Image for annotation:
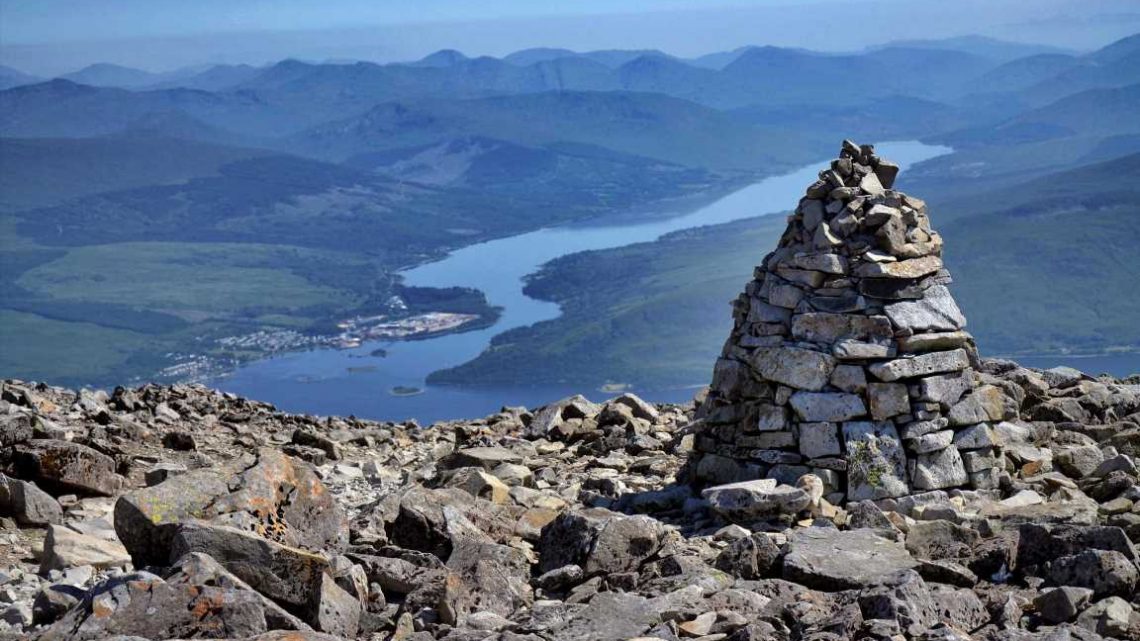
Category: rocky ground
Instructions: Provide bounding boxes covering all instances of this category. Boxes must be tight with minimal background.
[1,361,1139,641]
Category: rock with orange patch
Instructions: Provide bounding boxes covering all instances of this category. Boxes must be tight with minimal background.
[170,522,331,613]
[114,448,348,567]
[37,554,283,641]
[11,439,125,497]
[113,468,232,566]
[206,448,349,553]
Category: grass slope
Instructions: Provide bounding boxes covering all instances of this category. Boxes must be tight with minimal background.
[0,136,274,211]
[431,154,1140,388]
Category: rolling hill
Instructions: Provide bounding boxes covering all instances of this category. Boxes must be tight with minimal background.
[430,152,1140,389]
[287,90,830,170]
[0,136,275,211]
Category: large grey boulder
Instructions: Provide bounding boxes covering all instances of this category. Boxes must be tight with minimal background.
[39,524,131,573]
[0,473,62,526]
[715,532,783,579]
[1047,549,1139,599]
[37,553,310,641]
[549,592,661,641]
[537,508,665,575]
[388,486,514,560]
[702,479,810,521]
[858,570,940,636]
[1035,587,1094,624]
[169,522,332,611]
[114,449,348,566]
[782,528,918,590]
[11,439,125,496]
[446,540,533,623]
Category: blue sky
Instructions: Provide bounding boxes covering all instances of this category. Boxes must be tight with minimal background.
[1,1,817,41]
[2,0,1137,75]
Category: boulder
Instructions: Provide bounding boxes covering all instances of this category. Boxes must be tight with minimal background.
[550,591,661,641]
[441,446,524,471]
[702,479,810,521]
[39,524,131,573]
[446,467,510,504]
[388,486,513,560]
[11,439,124,496]
[858,570,940,636]
[38,552,311,641]
[446,540,533,622]
[1075,596,1133,638]
[169,522,331,611]
[715,533,782,579]
[1047,549,1138,599]
[537,508,665,575]
[1035,587,1094,624]
[783,528,918,590]
[114,449,348,566]
[0,474,62,526]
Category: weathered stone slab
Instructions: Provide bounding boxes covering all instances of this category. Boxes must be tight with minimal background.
[750,346,836,391]
[855,256,942,279]
[897,330,971,353]
[830,364,867,393]
[702,480,810,521]
[791,313,891,344]
[749,299,792,323]
[783,528,917,590]
[833,339,895,359]
[912,446,968,490]
[868,349,969,382]
[798,422,841,459]
[867,382,910,420]
[789,392,866,422]
[756,404,789,431]
[842,421,910,500]
[947,385,1014,426]
[884,285,966,332]
[788,253,847,274]
[916,371,972,407]
[40,524,131,573]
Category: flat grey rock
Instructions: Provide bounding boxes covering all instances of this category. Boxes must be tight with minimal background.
[783,528,917,590]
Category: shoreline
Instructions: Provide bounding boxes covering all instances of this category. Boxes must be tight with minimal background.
[177,176,758,388]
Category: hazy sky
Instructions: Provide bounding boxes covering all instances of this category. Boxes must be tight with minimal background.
[2,0,1138,75]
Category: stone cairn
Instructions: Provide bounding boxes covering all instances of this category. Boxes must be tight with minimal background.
[695,140,1015,504]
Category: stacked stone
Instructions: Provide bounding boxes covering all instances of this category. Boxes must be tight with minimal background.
[695,140,1016,504]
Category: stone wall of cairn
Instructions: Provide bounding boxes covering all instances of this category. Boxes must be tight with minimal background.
[694,140,1018,504]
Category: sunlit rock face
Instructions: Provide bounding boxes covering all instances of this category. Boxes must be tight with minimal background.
[694,140,1013,503]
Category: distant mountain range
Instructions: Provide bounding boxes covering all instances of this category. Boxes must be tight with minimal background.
[1,32,1138,387]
